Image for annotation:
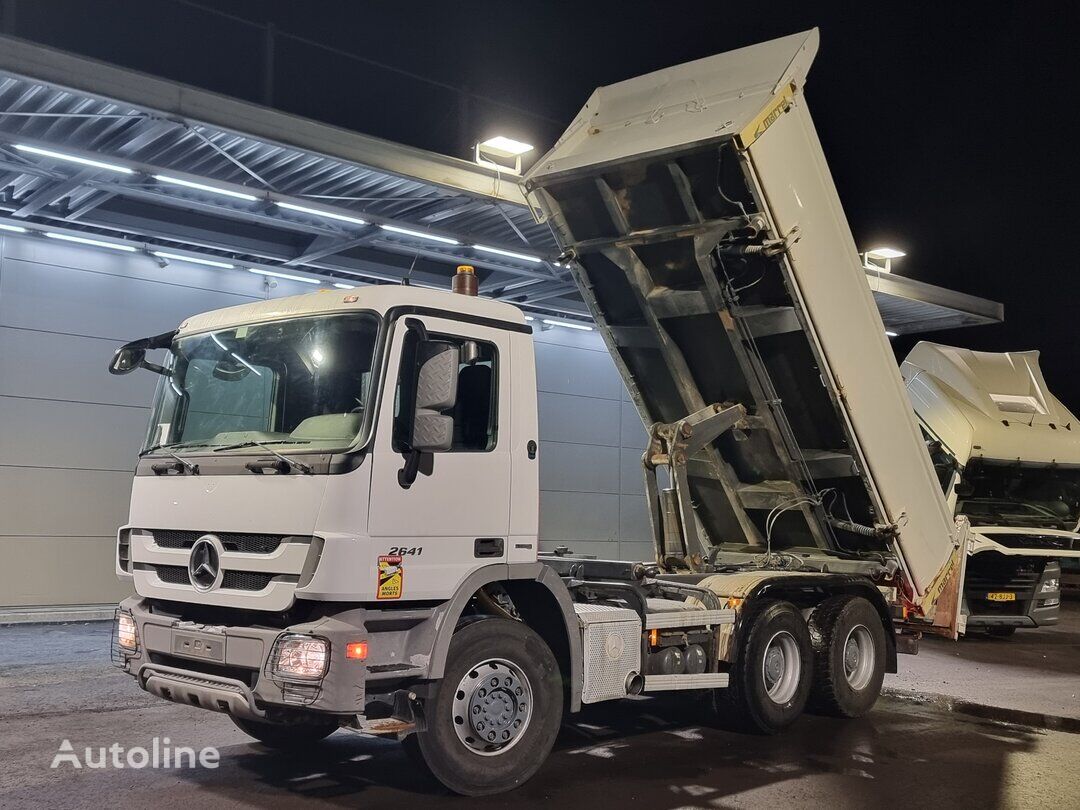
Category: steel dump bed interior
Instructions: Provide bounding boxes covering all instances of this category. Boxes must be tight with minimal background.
[523,29,957,595]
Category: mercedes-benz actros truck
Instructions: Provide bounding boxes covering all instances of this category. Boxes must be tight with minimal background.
[108,30,986,795]
[904,342,1078,634]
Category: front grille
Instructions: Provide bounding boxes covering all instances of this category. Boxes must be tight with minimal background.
[155,565,191,585]
[965,553,1045,616]
[151,566,274,591]
[222,571,274,591]
[147,530,287,554]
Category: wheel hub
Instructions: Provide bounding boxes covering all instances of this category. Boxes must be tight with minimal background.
[844,638,860,671]
[453,659,532,756]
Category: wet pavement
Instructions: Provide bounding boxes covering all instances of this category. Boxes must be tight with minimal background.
[2,621,1079,809]
[887,600,1080,720]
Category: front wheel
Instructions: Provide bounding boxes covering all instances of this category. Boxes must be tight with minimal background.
[412,618,563,796]
[718,599,813,734]
[807,595,887,718]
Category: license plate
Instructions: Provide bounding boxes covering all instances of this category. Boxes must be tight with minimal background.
[173,631,225,662]
[986,592,1016,602]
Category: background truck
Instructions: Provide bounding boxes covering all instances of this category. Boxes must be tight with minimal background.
[109,30,983,795]
[903,342,1078,634]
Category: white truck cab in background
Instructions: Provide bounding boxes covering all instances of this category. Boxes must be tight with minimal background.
[903,342,1080,634]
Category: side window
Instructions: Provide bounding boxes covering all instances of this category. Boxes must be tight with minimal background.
[920,426,955,493]
[393,331,498,453]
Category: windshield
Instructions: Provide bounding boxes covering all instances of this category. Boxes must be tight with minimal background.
[956,498,1069,529]
[144,312,380,454]
[957,461,1080,531]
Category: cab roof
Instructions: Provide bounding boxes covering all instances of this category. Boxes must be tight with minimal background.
[903,341,1080,466]
[176,284,529,337]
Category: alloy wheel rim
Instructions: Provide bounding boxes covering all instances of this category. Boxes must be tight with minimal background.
[452,658,533,756]
[762,630,801,704]
[843,624,875,691]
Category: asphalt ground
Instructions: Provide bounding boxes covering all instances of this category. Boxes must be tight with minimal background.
[2,614,1079,809]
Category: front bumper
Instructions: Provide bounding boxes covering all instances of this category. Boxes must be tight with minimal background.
[113,597,438,721]
[965,598,1060,629]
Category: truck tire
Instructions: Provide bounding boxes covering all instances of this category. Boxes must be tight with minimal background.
[719,599,812,734]
[412,617,562,796]
[807,595,886,718]
[231,715,339,749]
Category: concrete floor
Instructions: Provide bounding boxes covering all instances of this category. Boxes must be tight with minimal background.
[2,611,1079,809]
[886,600,1080,721]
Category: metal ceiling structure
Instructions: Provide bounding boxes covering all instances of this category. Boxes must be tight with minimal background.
[0,34,1001,331]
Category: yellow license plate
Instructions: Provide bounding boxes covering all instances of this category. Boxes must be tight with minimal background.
[986,592,1016,602]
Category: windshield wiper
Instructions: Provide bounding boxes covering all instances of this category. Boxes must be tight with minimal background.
[140,441,222,458]
[213,439,314,474]
[140,442,219,475]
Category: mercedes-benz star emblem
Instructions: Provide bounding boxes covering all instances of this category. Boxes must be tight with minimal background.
[188,535,222,592]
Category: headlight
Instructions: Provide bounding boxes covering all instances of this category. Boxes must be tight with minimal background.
[1041,577,1060,593]
[117,612,138,652]
[273,635,330,680]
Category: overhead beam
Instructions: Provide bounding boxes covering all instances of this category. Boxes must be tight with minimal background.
[0,34,531,206]
[11,169,97,218]
[282,230,379,266]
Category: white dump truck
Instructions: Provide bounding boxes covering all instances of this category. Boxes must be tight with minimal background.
[109,30,978,795]
[903,342,1078,634]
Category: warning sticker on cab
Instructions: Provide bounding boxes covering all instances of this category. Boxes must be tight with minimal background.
[377,555,403,600]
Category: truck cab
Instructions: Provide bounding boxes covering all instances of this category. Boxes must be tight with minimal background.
[903,342,1079,633]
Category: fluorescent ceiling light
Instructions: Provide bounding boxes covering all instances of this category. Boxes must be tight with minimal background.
[15,144,133,174]
[151,251,234,269]
[154,174,258,201]
[333,282,356,289]
[478,136,534,157]
[885,330,898,337]
[543,318,593,331]
[45,232,137,252]
[277,201,367,226]
[523,315,535,321]
[379,224,459,245]
[248,267,321,285]
[0,222,27,233]
[866,247,906,259]
[473,244,542,263]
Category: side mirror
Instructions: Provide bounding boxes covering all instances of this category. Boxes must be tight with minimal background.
[954,480,975,498]
[109,346,146,375]
[107,330,177,377]
[409,340,460,453]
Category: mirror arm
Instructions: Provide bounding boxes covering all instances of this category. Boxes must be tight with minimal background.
[398,448,422,489]
[141,360,172,377]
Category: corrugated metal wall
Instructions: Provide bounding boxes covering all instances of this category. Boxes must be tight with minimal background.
[0,234,649,609]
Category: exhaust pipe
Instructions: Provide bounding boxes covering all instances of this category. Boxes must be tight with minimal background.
[452,264,478,296]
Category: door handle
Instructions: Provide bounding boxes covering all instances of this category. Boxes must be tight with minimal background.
[474,538,504,558]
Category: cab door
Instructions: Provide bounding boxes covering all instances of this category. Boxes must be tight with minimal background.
[367,314,510,600]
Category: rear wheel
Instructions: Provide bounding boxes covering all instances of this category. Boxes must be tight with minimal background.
[718,600,812,734]
[807,595,886,718]
[231,715,339,749]
[412,618,562,796]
